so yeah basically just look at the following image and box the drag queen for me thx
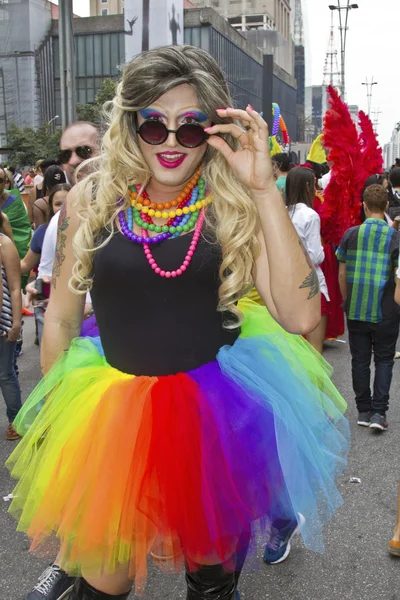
[7,46,349,599]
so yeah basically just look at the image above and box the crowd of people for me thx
[0,45,399,600]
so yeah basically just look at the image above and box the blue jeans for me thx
[347,316,400,414]
[34,306,45,347]
[0,336,22,422]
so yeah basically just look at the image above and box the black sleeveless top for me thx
[91,231,239,376]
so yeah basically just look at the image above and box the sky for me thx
[71,0,399,144]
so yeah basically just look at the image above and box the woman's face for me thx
[136,83,211,188]
[52,190,68,214]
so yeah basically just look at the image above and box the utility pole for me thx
[371,108,382,131]
[329,2,359,100]
[362,77,378,116]
[0,67,8,146]
[59,0,76,129]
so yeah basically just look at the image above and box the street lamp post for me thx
[329,2,359,100]
[361,77,378,116]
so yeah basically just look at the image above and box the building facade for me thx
[0,0,52,147]
[384,127,400,170]
[90,0,124,17]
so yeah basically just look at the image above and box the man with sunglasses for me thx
[58,121,99,186]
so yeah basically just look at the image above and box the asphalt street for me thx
[0,318,399,599]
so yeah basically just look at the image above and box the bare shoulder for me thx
[0,234,19,259]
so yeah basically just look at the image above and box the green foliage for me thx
[5,123,62,167]
[5,78,117,167]
[76,78,117,124]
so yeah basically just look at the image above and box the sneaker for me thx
[25,564,75,600]
[388,539,400,557]
[357,412,372,427]
[6,423,21,441]
[263,513,305,564]
[22,307,34,316]
[369,413,388,431]
[394,351,400,359]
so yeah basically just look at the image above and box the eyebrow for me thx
[139,108,167,119]
[179,110,208,122]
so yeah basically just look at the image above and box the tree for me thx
[77,78,117,124]
[5,123,62,167]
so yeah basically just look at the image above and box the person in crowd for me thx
[32,165,66,229]
[22,184,71,346]
[285,166,330,354]
[21,122,100,600]
[388,168,400,215]
[337,184,400,431]
[8,166,25,194]
[34,160,44,186]
[0,220,22,441]
[0,167,31,266]
[24,168,36,186]
[0,211,14,240]
[8,46,348,600]
[28,158,59,224]
[59,121,99,185]
[360,174,388,222]
[271,152,291,197]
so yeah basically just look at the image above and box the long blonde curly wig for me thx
[71,45,260,326]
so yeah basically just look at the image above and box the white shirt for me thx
[38,211,60,279]
[320,171,331,191]
[288,203,330,302]
[34,174,43,186]
[38,211,91,304]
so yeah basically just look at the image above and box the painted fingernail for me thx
[247,104,254,110]
[216,108,225,111]
[204,127,213,131]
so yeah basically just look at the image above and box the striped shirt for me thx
[336,218,400,322]
[0,265,13,334]
[13,172,25,193]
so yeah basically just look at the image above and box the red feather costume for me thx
[314,87,383,339]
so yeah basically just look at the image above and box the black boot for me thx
[186,564,238,600]
[69,578,131,599]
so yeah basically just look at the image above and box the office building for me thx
[304,85,328,143]
[384,127,400,170]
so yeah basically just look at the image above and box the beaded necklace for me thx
[118,175,209,278]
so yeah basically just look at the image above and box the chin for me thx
[151,161,201,187]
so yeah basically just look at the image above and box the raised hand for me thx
[205,106,274,193]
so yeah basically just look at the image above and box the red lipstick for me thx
[156,151,187,169]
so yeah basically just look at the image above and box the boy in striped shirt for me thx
[337,184,400,431]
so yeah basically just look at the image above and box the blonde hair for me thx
[4,168,14,189]
[71,45,260,326]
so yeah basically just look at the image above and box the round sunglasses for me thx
[58,145,93,164]
[136,120,209,149]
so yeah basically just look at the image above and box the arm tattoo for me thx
[298,239,320,300]
[52,204,70,289]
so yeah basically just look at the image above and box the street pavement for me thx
[0,318,399,599]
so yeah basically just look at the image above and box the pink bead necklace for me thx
[142,208,205,278]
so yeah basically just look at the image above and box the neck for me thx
[145,175,194,203]
[366,212,385,220]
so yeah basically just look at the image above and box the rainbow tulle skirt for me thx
[6,300,349,591]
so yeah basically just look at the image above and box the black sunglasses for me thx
[136,120,209,149]
[58,146,93,164]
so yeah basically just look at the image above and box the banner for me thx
[124,0,184,63]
